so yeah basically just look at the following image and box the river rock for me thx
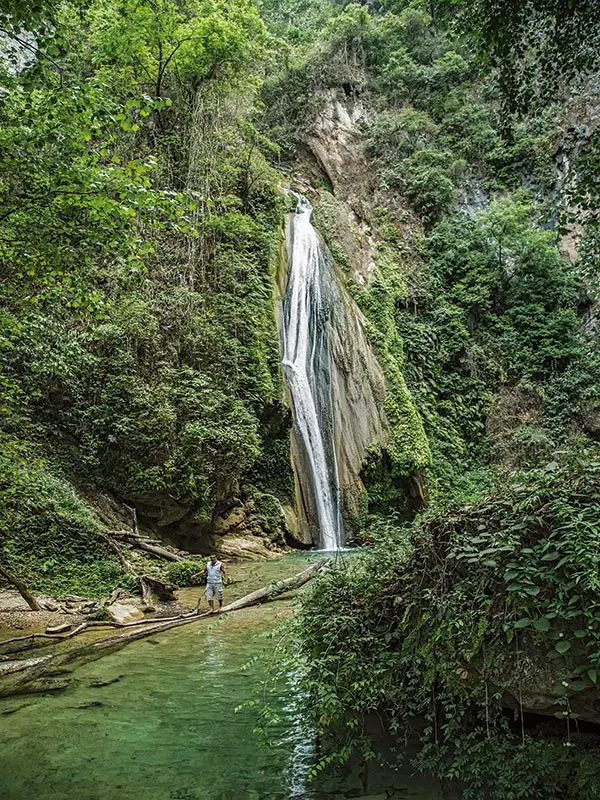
[106,600,144,624]
[89,675,124,688]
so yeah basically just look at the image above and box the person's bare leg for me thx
[209,599,215,613]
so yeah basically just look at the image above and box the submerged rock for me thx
[89,675,124,688]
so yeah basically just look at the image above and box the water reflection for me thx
[0,556,440,800]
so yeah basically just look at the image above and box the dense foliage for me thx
[0,0,291,593]
[262,0,598,505]
[1,0,600,792]
[258,0,600,793]
[295,449,600,798]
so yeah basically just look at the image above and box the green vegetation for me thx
[165,558,204,587]
[397,197,599,494]
[2,0,600,793]
[0,0,290,591]
[295,448,600,797]
[257,0,600,793]
[0,445,124,597]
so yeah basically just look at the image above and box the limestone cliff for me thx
[277,89,430,544]
[277,213,391,543]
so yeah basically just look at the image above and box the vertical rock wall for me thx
[277,216,391,543]
[277,88,430,545]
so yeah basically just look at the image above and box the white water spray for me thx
[282,194,344,550]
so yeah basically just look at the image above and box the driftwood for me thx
[100,533,179,607]
[133,540,185,562]
[108,530,163,546]
[105,530,185,562]
[0,565,41,611]
[0,558,328,696]
[119,505,185,560]
[140,575,178,603]
[124,504,139,536]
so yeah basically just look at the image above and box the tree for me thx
[444,0,600,113]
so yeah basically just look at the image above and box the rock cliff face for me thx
[303,91,377,287]
[277,89,428,544]
[278,215,391,543]
[328,277,392,530]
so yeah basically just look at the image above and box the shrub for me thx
[293,448,600,794]
[165,559,205,587]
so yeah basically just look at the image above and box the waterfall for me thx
[282,194,344,550]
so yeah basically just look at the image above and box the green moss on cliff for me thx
[314,191,431,517]
[357,243,430,473]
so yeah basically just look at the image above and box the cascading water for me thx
[282,194,344,550]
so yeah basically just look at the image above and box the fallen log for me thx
[108,531,163,546]
[133,540,185,562]
[0,565,41,611]
[0,612,198,653]
[0,558,328,696]
[106,531,184,563]
[101,533,180,606]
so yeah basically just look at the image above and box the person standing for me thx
[196,553,227,613]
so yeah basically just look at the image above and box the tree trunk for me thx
[0,564,41,611]
[100,533,180,604]
[132,540,185,562]
[140,575,178,601]
[0,558,329,696]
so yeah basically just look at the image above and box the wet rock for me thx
[0,701,31,715]
[89,675,124,688]
[282,504,305,547]
[27,678,70,694]
[70,701,104,709]
[214,506,246,534]
[215,535,281,561]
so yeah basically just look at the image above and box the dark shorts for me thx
[205,583,223,601]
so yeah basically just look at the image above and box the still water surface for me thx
[0,555,441,800]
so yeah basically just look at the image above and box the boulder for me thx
[213,506,246,535]
[106,600,144,625]
[215,535,281,561]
